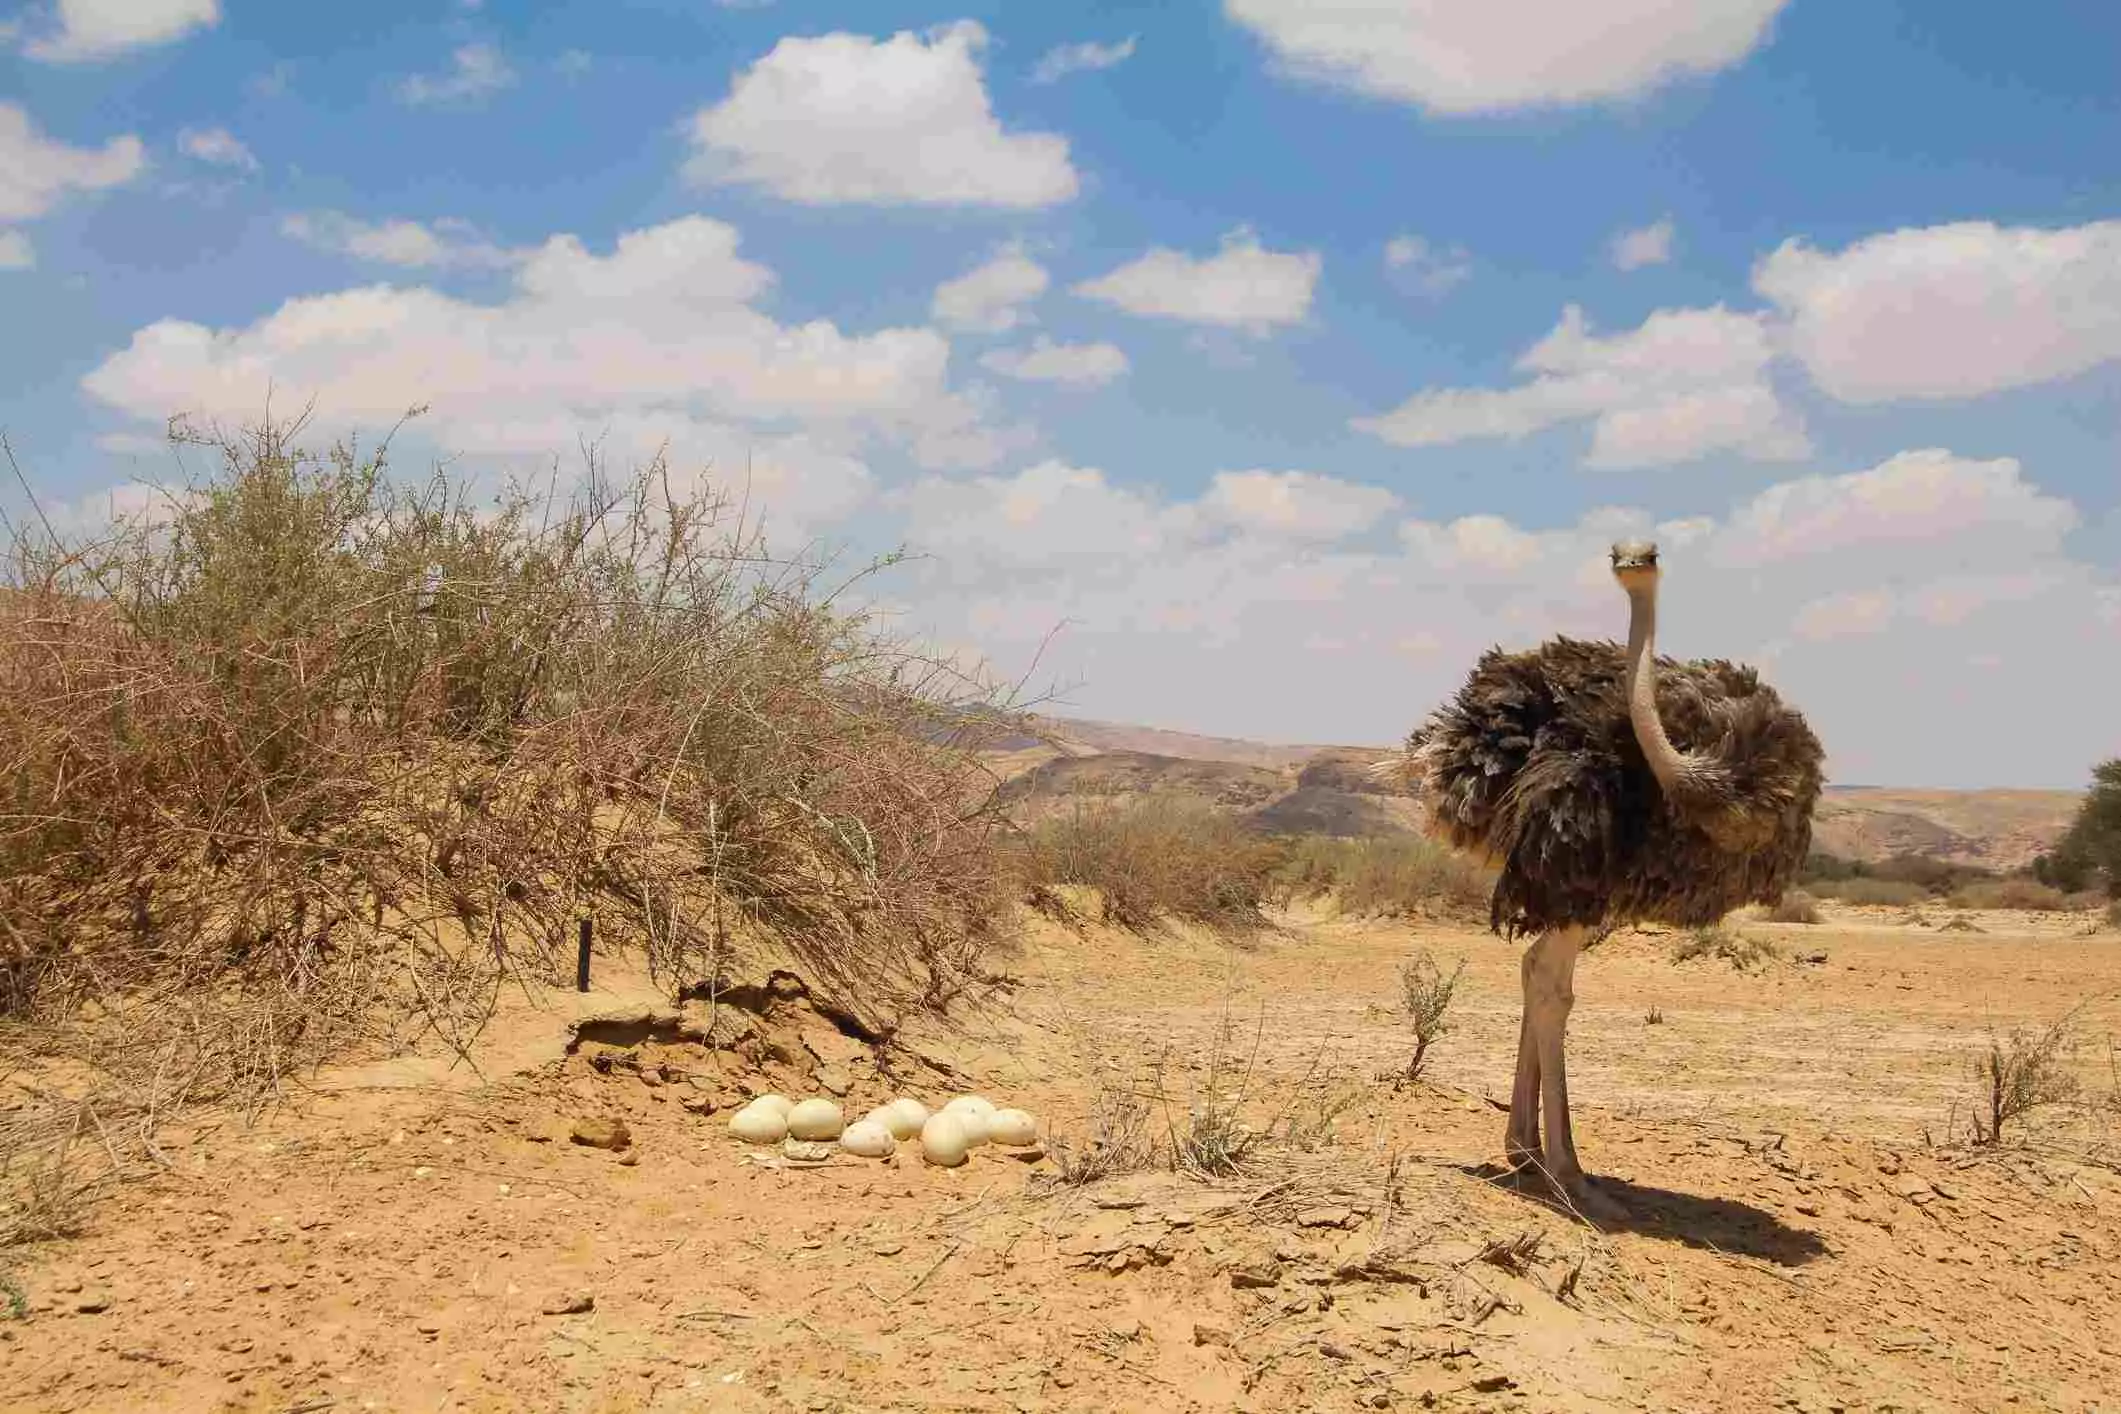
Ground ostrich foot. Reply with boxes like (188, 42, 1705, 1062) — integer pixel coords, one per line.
(1547, 1166, 1627, 1226)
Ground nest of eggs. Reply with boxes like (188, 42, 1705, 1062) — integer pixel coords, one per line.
(729, 1092, 1040, 1166)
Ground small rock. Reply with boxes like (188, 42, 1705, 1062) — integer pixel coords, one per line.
(680, 1095, 715, 1116)
(1364, 1393, 1392, 1410)
(569, 1117, 631, 1152)
(1191, 1322, 1232, 1349)
(1889, 1175, 1934, 1203)
(782, 1139, 835, 1163)
(815, 1066, 853, 1097)
(1471, 1374, 1514, 1393)
(872, 1240, 905, 1257)
(1296, 1206, 1357, 1230)
(540, 1291, 595, 1316)
(639, 1070, 663, 1089)
(1229, 1259, 1283, 1290)
(1317, 1340, 1351, 1360)
(74, 1293, 111, 1314)
(617, 1150, 640, 1167)
(415, 1319, 442, 1336)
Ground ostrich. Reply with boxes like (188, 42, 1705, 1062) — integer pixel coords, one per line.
(1383, 541, 1824, 1221)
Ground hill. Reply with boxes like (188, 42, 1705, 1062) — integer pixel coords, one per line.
(991, 715, 2080, 868)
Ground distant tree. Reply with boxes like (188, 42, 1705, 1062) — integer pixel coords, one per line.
(2050, 759, 2121, 898)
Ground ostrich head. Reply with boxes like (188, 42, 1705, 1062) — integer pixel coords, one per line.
(1609, 540, 1659, 593)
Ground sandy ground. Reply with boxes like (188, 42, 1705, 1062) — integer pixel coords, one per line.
(4, 899, 2120, 1413)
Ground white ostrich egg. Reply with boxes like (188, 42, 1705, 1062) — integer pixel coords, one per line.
(786, 1098, 845, 1141)
(920, 1112, 970, 1167)
(729, 1104, 787, 1144)
(839, 1120, 896, 1159)
(986, 1109, 1038, 1146)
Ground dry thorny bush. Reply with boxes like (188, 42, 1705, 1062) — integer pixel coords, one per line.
(1671, 923, 1783, 972)
(0, 412, 1031, 1237)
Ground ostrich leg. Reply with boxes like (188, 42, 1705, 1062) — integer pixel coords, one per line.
(1503, 945, 1544, 1168)
(1524, 926, 1626, 1223)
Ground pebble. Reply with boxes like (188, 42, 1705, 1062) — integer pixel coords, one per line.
(540, 1291, 595, 1316)
(569, 1117, 632, 1152)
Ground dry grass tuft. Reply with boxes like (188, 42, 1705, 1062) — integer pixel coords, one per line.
(1766, 890, 1822, 924)
(1671, 924, 1782, 972)
(1046, 1079, 1158, 1186)
(1, 413, 1026, 1236)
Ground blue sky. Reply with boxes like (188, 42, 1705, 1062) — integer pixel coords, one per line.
(3, 0, 2118, 787)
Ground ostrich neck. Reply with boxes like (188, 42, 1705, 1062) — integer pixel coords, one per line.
(1624, 582, 1688, 795)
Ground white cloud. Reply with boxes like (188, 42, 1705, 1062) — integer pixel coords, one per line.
(685, 21, 1078, 208)
(979, 337, 1128, 387)
(0, 230, 32, 269)
(396, 43, 516, 107)
(176, 126, 256, 172)
(1712, 449, 2078, 569)
(281, 211, 523, 271)
(78, 215, 1016, 534)
(22, 0, 217, 63)
(1224, 0, 1788, 114)
(1754, 219, 2121, 403)
(931, 245, 1048, 333)
(879, 446, 2115, 787)
(1355, 303, 1810, 468)
(1031, 36, 1137, 84)
(1074, 229, 1321, 332)
(1611, 217, 1674, 270)
(0, 103, 146, 224)
(1384, 234, 1472, 295)
(1202, 470, 1399, 540)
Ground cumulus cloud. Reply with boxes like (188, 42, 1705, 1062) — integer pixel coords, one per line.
(1223, 0, 1788, 114)
(281, 211, 523, 271)
(1754, 219, 2121, 403)
(1384, 234, 1472, 296)
(0, 102, 145, 224)
(878, 446, 2114, 787)
(1610, 217, 1674, 270)
(1356, 303, 1809, 468)
(1031, 36, 1137, 84)
(685, 21, 1077, 208)
(1202, 470, 1399, 540)
(396, 42, 516, 107)
(931, 245, 1048, 333)
(176, 126, 256, 172)
(78, 215, 1016, 536)
(979, 337, 1128, 387)
(21, 0, 217, 63)
(1074, 229, 1321, 332)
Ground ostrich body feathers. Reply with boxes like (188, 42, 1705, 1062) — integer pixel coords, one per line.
(1405, 636, 1825, 939)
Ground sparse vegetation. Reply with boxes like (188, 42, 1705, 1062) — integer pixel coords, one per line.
(1269, 834, 1489, 917)
(1947, 878, 2071, 912)
(0, 415, 1024, 1226)
(1811, 877, 1930, 907)
(1968, 1014, 2081, 1146)
(1672, 924, 1782, 971)
(1767, 890, 1823, 924)
(1046, 1079, 1157, 1186)
(1398, 948, 1466, 1081)
(1020, 797, 1278, 933)
(1644, 1006, 1664, 1025)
